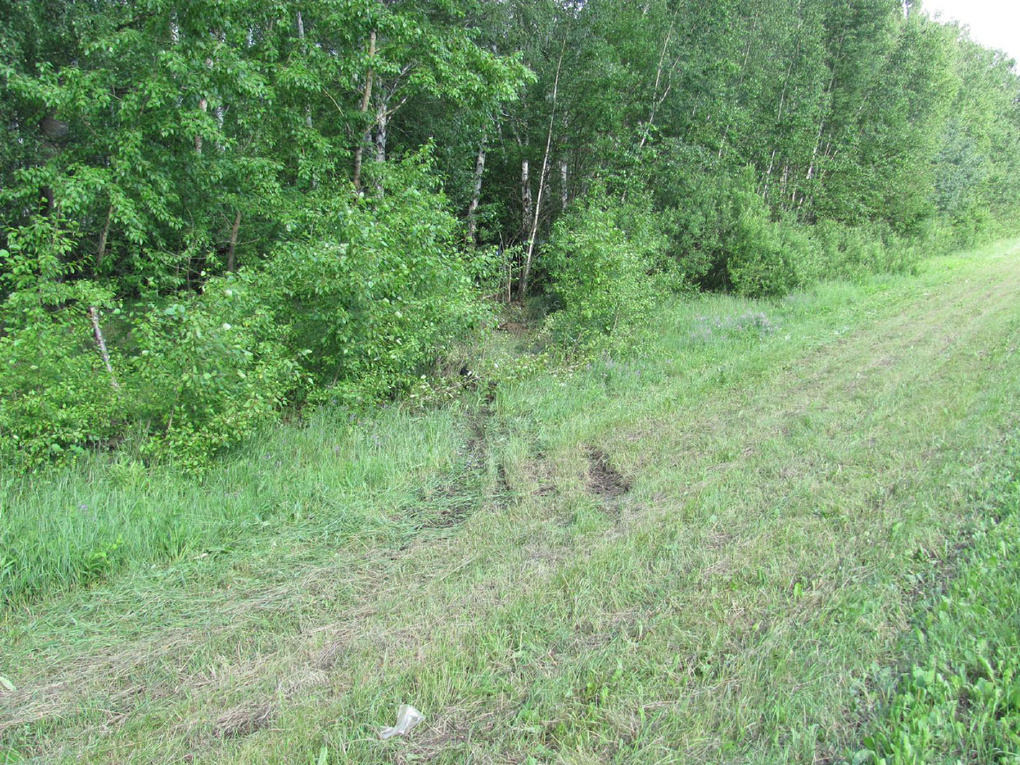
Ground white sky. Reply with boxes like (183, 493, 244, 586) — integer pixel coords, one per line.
(922, 0, 1020, 64)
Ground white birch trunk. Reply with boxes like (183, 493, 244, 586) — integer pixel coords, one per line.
(89, 307, 119, 390)
(519, 43, 566, 299)
(297, 11, 313, 128)
(521, 159, 532, 236)
(352, 31, 376, 193)
(559, 159, 568, 211)
(466, 141, 487, 246)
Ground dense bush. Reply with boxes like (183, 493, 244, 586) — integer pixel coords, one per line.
(0, 272, 300, 469)
(727, 207, 810, 298)
(654, 158, 758, 291)
(810, 221, 929, 282)
(0, 156, 493, 468)
(728, 216, 935, 299)
(0, 219, 125, 464)
(0, 304, 124, 464)
(264, 156, 492, 404)
(129, 272, 302, 467)
(542, 192, 665, 349)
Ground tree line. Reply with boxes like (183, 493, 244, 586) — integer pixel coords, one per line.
(2, 0, 1019, 466)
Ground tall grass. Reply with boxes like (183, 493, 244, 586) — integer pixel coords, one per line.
(1, 407, 465, 610)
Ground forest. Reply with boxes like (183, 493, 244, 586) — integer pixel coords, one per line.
(2, 0, 1020, 468)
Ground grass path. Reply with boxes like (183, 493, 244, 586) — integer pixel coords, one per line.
(2, 243, 1020, 763)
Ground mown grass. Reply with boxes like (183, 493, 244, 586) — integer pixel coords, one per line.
(855, 439, 1020, 764)
(1, 240, 1019, 763)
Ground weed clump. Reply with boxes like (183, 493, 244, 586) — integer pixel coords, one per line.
(691, 311, 776, 343)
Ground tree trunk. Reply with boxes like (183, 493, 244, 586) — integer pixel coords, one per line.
(227, 209, 241, 272)
(195, 55, 213, 153)
(213, 38, 224, 151)
(763, 34, 802, 199)
(195, 98, 207, 153)
(297, 11, 313, 129)
(639, 15, 675, 151)
(763, 148, 779, 199)
(89, 307, 119, 390)
(372, 95, 388, 197)
(375, 111, 386, 163)
(466, 141, 487, 246)
(719, 22, 759, 160)
(96, 204, 113, 273)
(521, 158, 532, 236)
(352, 30, 377, 193)
(559, 159, 568, 211)
(806, 70, 838, 185)
(519, 42, 566, 300)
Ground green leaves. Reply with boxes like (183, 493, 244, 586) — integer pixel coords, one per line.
(542, 189, 664, 351)
(857, 475, 1020, 763)
(264, 152, 488, 402)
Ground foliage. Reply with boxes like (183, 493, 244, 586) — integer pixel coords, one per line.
(654, 158, 759, 290)
(726, 206, 807, 298)
(2, 0, 1020, 468)
(542, 191, 664, 349)
(129, 271, 302, 468)
(0, 304, 124, 466)
(0, 0, 524, 467)
(0, 219, 124, 465)
(0, 158, 493, 468)
(264, 154, 491, 404)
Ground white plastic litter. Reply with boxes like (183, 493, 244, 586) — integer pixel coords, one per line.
(378, 703, 424, 740)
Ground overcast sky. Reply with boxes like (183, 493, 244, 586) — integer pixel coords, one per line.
(922, 0, 1020, 64)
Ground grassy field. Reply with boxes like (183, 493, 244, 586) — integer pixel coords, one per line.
(2, 240, 1020, 763)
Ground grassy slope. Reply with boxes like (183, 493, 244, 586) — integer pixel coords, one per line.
(2, 241, 1020, 763)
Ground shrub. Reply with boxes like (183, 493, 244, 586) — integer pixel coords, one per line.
(727, 208, 807, 298)
(652, 154, 762, 291)
(0, 155, 491, 469)
(264, 154, 490, 404)
(0, 221, 126, 466)
(0, 301, 125, 465)
(542, 190, 665, 349)
(129, 271, 302, 468)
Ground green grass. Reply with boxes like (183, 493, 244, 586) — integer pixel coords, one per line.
(0, 406, 470, 609)
(1, 240, 1020, 762)
(854, 446, 1020, 764)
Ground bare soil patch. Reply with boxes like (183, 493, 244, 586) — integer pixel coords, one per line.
(586, 447, 631, 499)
